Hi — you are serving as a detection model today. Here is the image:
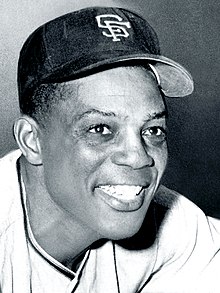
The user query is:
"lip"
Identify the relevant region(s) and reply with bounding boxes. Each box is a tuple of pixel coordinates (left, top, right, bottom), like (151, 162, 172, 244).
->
(94, 185, 148, 212)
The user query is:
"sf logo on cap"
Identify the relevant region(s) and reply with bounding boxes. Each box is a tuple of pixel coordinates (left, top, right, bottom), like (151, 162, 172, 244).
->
(96, 14, 131, 42)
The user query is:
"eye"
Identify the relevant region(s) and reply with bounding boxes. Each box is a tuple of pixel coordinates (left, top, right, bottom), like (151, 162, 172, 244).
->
(88, 124, 112, 135)
(142, 126, 167, 140)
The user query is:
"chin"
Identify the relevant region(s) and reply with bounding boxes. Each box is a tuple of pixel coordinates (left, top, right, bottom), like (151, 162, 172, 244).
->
(99, 216, 145, 241)
(94, 196, 153, 241)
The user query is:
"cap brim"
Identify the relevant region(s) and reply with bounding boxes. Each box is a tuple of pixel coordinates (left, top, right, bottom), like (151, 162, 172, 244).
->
(141, 55, 194, 97)
(93, 54, 194, 98)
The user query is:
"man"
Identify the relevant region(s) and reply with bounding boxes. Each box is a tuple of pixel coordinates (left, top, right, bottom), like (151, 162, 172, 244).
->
(0, 6, 219, 293)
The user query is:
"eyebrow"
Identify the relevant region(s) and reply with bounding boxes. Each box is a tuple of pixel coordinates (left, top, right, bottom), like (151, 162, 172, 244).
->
(74, 109, 116, 122)
(74, 108, 167, 122)
(145, 110, 168, 122)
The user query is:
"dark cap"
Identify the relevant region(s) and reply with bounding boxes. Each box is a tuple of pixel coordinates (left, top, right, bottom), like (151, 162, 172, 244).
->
(18, 6, 194, 101)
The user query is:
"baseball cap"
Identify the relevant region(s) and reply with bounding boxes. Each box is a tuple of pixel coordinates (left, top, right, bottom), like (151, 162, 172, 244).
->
(18, 6, 194, 103)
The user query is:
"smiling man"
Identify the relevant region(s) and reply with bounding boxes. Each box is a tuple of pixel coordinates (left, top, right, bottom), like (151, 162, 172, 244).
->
(0, 6, 219, 293)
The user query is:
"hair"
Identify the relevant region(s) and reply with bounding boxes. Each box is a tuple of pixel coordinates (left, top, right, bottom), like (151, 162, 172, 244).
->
(19, 82, 73, 128)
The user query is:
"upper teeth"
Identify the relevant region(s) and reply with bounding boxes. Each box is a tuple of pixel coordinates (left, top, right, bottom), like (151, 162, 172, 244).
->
(97, 185, 143, 200)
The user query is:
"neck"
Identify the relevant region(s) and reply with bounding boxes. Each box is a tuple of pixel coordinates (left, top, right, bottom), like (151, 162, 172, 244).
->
(19, 156, 101, 267)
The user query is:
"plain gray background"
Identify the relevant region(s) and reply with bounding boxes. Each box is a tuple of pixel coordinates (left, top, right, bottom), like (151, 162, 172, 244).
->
(0, 0, 219, 217)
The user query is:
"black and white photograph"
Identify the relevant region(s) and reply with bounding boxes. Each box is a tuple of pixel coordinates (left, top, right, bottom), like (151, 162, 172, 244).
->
(0, 0, 219, 292)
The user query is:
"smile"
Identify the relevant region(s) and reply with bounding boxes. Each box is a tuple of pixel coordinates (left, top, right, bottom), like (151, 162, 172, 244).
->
(97, 185, 143, 200)
(94, 185, 147, 212)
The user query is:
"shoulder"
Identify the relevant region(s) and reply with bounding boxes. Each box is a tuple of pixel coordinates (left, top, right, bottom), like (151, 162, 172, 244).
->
(152, 185, 219, 266)
(154, 184, 197, 208)
(0, 150, 23, 234)
(153, 184, 209, 238)
(153, 184, 206, 223)
(140, 187, 220, 292)
(0, 149, 21, 174)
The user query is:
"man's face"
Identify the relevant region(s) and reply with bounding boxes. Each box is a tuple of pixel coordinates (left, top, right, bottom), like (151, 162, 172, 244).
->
(40, 66, 168, 240)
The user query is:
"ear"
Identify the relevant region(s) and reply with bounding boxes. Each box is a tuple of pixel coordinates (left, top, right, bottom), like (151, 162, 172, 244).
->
(13, 116, 43, 165)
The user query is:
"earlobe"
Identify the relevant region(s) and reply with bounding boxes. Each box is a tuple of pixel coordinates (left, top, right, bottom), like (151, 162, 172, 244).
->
(13, 116, 43, 165)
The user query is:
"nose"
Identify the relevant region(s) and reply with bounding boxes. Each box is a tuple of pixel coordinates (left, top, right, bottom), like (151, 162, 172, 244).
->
(110, 130, 154, 170)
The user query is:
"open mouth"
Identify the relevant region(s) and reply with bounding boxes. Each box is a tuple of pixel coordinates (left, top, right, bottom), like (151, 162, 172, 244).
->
(97, 185, 143, 200)
(94, 184, 148, 211)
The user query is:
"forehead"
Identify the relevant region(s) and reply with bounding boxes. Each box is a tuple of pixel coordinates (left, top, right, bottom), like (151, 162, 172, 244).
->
(57, 66, 165, 121)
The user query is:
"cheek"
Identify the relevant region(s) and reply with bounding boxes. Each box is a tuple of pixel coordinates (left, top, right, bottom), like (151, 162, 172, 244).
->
(42, 137, 108, 195)
(149, 143, 168, 175)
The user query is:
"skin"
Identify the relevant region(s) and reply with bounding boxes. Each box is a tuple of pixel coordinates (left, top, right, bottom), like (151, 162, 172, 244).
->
(16, 66, 168, 267)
